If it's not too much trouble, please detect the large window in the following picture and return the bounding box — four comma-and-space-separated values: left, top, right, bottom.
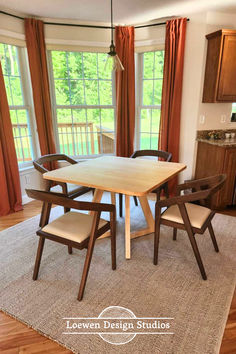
49, 51, 115, 157
137, 50, 164, 149
0, 43, 36, 166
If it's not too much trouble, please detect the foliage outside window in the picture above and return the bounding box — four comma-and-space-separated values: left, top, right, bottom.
231, 103, 236, 122
0, 43, 35, 165
50, 51, 115, 157
138, 50, 164, 149
232, 103, 236, 113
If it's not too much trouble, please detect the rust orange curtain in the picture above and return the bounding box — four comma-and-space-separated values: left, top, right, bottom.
159, 18, 187, 194
25, 18, 57, 163
0, 61, 22, 216
115, 26, 135, 157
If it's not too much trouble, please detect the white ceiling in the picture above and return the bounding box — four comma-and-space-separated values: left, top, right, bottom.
0, 0, 236, 25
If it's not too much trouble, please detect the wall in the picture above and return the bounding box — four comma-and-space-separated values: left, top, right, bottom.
20, 168, 45, 204
180, 12, 208, 182
179, 11, 236, 183
197, 12, 236, 131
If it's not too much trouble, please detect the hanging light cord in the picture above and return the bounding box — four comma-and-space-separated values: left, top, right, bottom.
111, 0, 114, 44
108, 0, 116, 56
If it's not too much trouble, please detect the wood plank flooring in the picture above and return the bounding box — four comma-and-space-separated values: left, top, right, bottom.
0, 201, 235, 353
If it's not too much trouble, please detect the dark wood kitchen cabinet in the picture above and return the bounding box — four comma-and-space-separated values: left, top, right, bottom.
202, 29, 236, 102
195, 141, 236, 209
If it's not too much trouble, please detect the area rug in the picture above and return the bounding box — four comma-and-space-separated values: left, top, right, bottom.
0, 193, 235, 354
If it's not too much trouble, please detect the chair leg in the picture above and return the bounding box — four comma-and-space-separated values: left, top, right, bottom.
68, 246, 73, 254
173, 228, 177, 240
40, 202, 51, 227
39, 203, 46, 227
33, 237, 45, 280
133, 196, 138, 206
153, 209, 161, 265
62, 185, 70, 214
208, 222, 219, 252
119, 193, 123, 218
77, 236, 97, 301
186, 231, 207, 280
111, 218, 116, 271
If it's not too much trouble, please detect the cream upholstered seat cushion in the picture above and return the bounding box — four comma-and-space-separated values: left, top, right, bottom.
161, 203, 211, 229
42, 211, 107, 243
50, 183, 87, 195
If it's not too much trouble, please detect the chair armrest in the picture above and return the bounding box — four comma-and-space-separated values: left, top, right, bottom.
65, 155, 78, 165
26, 189, 115, 213
156, 189, 211, 209
33, 160, 48, 174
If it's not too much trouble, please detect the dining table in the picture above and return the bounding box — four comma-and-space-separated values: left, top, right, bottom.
43, 155, 186, 259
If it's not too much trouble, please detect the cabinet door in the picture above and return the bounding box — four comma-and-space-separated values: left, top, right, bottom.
217, 35, 236, 101
221, 148, 236, 205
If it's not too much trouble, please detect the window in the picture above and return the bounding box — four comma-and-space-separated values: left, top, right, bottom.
0, 43, 36, 166
137, 50, 164, 150
49, 51, 115, 157
231, 103, 236, 122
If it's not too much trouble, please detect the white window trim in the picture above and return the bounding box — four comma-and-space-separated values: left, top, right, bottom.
18, 47, 40, 169
135, 49, 164, 151
1, 44, 39, 170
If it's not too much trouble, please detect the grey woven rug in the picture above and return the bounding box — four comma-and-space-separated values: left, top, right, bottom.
0, 193, 235, 354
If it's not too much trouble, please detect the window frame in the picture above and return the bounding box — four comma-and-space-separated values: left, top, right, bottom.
135, 49, 164, 151
0, 44, 39, 169
47, 49, 117, 159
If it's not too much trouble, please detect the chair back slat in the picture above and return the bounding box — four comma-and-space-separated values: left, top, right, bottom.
33, 153, 77, 174
156, 174, 226, 209
131, 149, 172, 162
25, 189, 115, 213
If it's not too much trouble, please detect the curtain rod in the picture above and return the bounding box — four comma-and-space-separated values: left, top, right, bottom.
0, 10, 189, 29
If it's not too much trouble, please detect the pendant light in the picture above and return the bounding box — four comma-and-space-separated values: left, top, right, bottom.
105, 0, 124, 71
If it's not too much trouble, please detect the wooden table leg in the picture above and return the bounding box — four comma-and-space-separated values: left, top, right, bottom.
89, 189, 103, 215
130, 196, 154, 239
110, 192, 116, 206
125, 195, 131, 259
91, 189, 103, 204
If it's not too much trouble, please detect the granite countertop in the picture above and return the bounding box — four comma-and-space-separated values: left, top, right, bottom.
197, 138, 236, 147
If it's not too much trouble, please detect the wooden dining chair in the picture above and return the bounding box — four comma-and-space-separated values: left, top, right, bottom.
26, 189, 116, 301
119, 149, 172, 217
33, 154, 92, 226
153, 174, 226, 280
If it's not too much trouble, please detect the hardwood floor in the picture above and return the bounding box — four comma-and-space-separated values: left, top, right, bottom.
0, 201, 235, 353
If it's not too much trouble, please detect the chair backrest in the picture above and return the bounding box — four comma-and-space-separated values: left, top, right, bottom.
157, 174, 226, 209
33, 153, 77, 174
131, 149, 172, 162
199, 174, 227, 199
179, 174, 226, 206
26, 189, 115, 213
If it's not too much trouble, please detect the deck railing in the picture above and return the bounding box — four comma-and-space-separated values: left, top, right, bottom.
12, 123, 32, 162
58, 122, 95, 156
12, 122, 115, 162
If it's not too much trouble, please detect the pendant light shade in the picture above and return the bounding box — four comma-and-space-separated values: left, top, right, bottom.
105, 0, 124, 72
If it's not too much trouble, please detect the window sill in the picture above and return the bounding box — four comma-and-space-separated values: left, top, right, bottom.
19, 164, 34, 174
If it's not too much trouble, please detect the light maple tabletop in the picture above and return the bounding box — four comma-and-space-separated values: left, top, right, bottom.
44, 156, 186, 258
